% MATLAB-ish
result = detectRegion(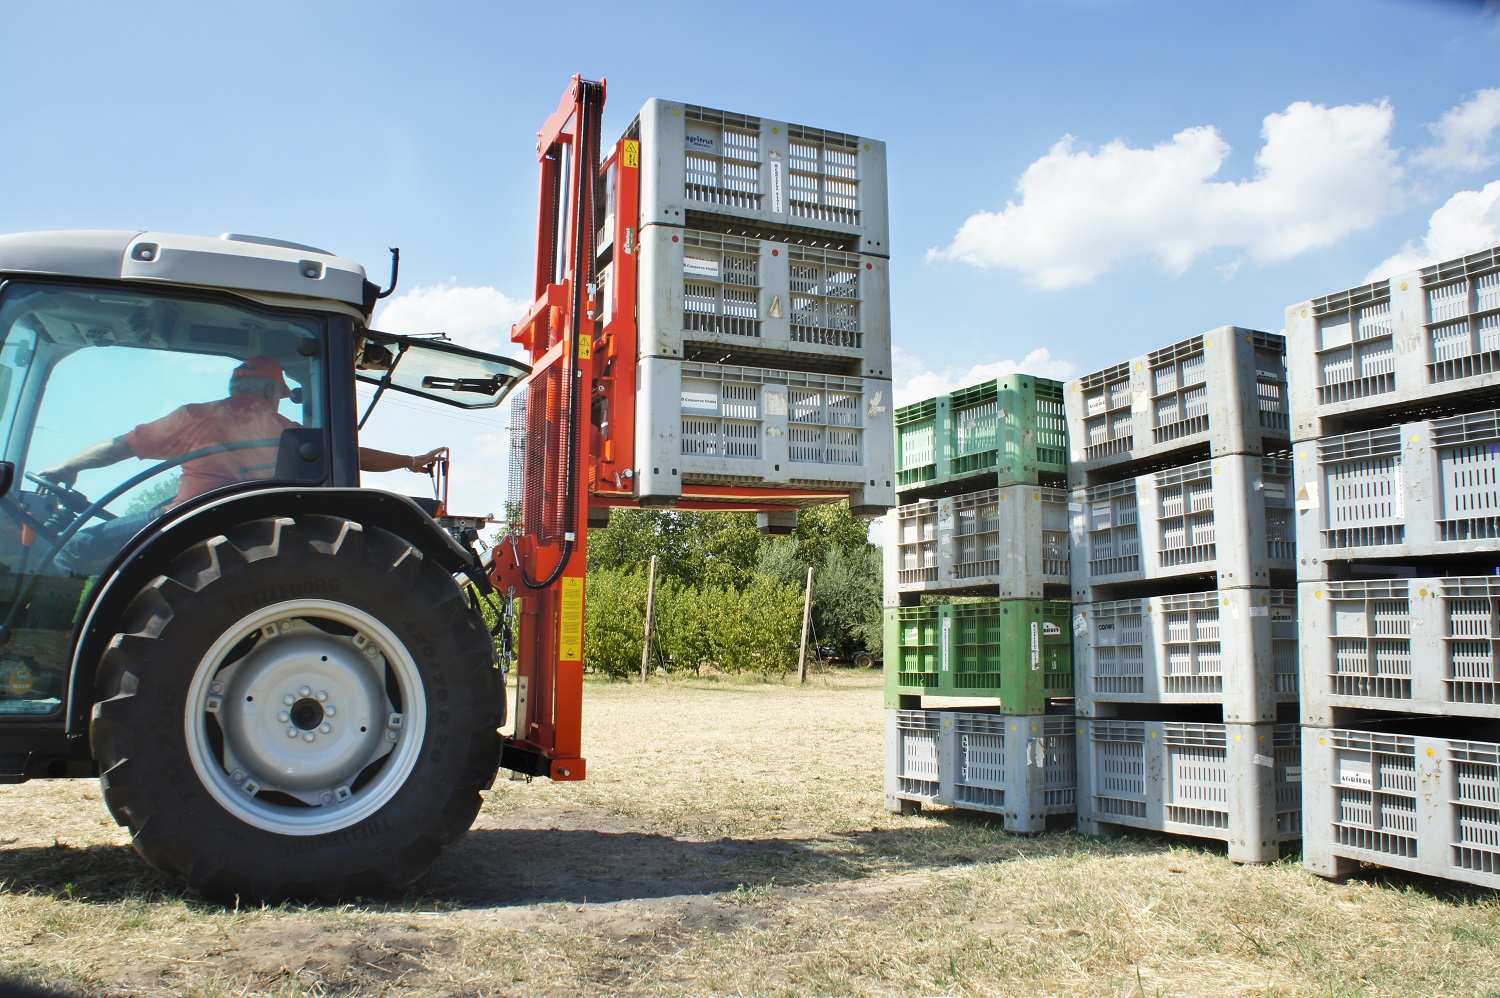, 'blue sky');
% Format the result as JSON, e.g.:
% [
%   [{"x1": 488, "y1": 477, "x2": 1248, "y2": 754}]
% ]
[{"x1": 5, "y1": 0, "x2": 1500, "y2": 515}]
